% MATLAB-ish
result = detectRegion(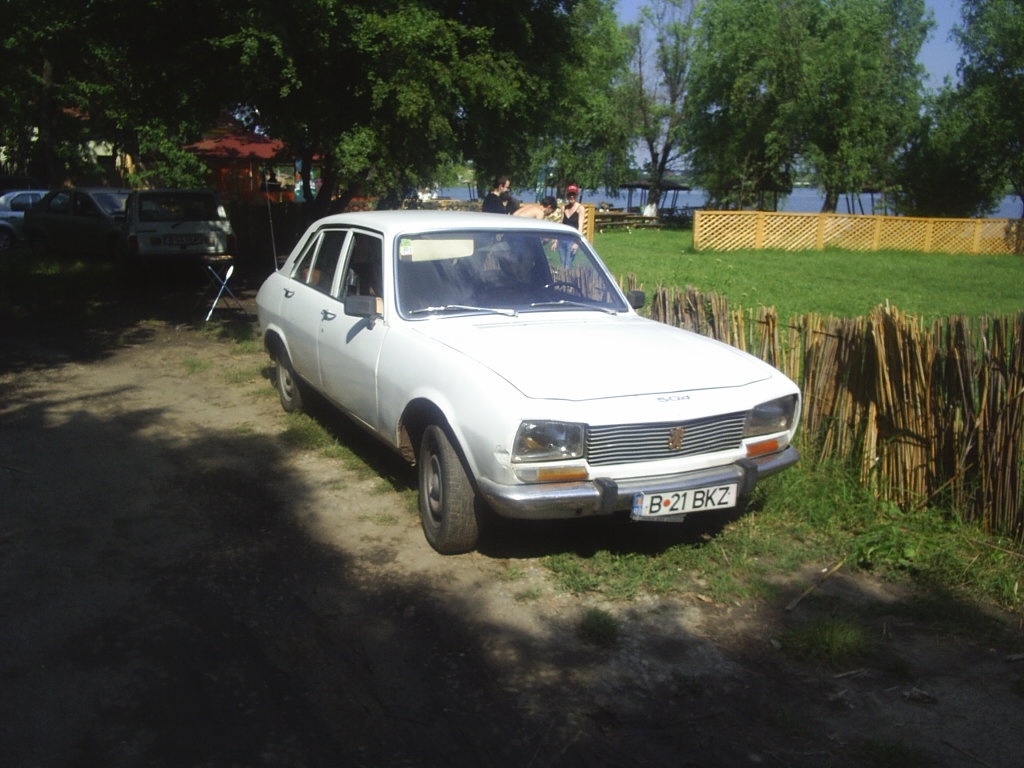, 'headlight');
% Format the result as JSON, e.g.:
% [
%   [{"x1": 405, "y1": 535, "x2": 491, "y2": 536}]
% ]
[
  {"x1": 512, "y1": 421, "x2": 585, "y2": 463},
  {"x1": 745, "y1": 395, "x2": 798, "y2": 437}
]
